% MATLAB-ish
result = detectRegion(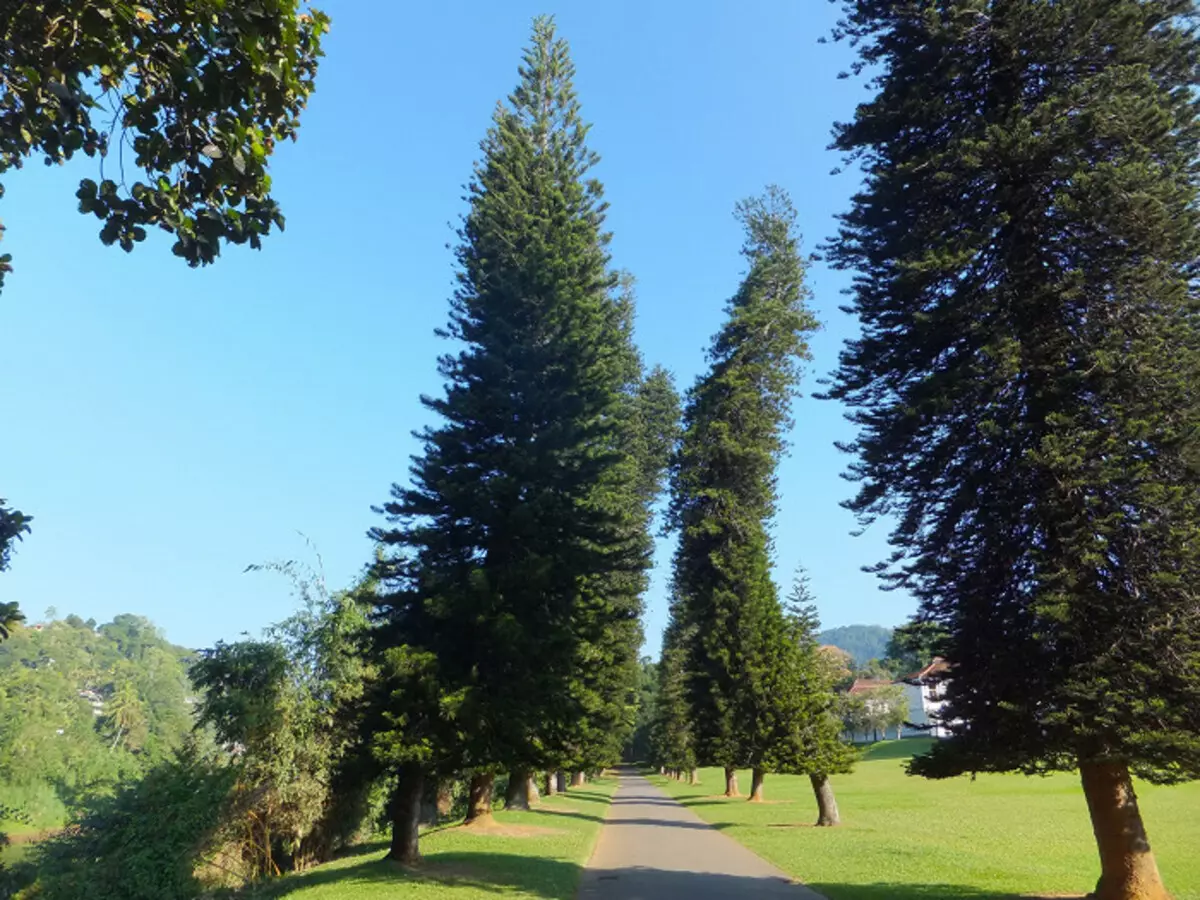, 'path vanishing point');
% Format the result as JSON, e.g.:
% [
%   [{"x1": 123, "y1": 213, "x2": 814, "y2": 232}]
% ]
[{"x1": 578, "y1": 769, "x2": 825, "y2": 900}]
